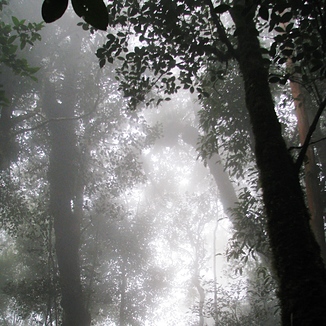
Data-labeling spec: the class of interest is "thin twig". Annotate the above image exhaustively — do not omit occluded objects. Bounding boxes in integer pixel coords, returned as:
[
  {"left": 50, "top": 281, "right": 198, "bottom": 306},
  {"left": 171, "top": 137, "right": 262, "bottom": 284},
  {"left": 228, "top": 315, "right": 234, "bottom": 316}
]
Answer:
[{"left": 289, "top": 136, "right": 326, "bottom": 151}]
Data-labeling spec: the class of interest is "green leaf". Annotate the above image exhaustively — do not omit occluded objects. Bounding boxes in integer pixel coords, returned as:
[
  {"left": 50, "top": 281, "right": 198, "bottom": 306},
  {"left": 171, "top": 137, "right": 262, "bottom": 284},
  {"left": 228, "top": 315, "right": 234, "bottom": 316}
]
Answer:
[
  {"left": 42, "top": 0, "right": 68, "bottom": 23},
  {"left": 20, "top": 40, "right": 26, "bottom": 50},
  {"left": 7, "top": 35, "right": 17, "bottom": 44},
  {"left": 8, "top": 44, "right": 18, "bottom": 54},
  {"left": 71, "top": 0, "right": 108, "bottom": 31},
  {"left": 11, "top": 16, "right": 20, "bottom": 27},
  {"left": 30, "top": 75, "right": 38, "bottom": 82},
  {"left": 27, "top": 66, "right": 40, "bottom": 74}
]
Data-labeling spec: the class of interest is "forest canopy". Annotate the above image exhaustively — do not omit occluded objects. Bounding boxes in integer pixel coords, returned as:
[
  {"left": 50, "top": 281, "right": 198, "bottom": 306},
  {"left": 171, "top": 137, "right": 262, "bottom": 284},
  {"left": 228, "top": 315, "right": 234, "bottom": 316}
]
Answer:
[{"left": 0, "top": 0, "right": 326, "bottom": 325}]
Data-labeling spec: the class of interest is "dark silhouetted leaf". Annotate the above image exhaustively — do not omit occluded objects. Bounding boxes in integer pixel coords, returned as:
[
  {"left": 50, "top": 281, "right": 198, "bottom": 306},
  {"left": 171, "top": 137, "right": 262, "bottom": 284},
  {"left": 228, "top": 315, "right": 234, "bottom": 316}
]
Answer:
[
  {"left": 99, "top": 58, "right": 106, "bottom": 68},
  {"left": 214, "top": 4, "right": 230, "bottom": 14},
  {"left": 71, "top": 0, "right": 108, "bottom": 31},
  {"left": 41, "top": 0, "right": 68, "bottom": 23},
  {"left": 258, "top": 5, "right": 269, "bottom": 21},
  {"left": 274, "top": 26, "right": 285, "bottom": 33},
  {"left": 280, "top": 11, "right": 292, "bottom": 23},
  {"left": 310, "top": 60, "right": 323, "bottom": 73},
  {"left": 269, "top": 76, "right": 280, "bottom": 83}
]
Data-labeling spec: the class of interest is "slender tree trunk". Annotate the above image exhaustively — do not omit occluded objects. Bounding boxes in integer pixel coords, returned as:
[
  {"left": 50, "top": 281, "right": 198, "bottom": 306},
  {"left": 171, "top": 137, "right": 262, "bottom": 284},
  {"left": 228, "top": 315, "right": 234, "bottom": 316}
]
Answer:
[
  {"left": 0, "top": 105, "right": 13, "bottom": 170},
  {"left": 187, "top": 228, "right": 206, "bottom": 326},
  {"left": 213, "top": 220, "right": 219, "bottom": 326},
  {"left": 181, "top": 125, "right": 238, "bottom": 215},
  {"left": 230, "top": 3, "right": 326, "bottom": 325},
  {"left": 119, "top": 259, "right": 128, "bottom": 326},
  {"left": 45, "top": 80, "right": 91, "bottom": 326},
  {"left": 192, "top": 274, "right": 205, "bottom": 326}
]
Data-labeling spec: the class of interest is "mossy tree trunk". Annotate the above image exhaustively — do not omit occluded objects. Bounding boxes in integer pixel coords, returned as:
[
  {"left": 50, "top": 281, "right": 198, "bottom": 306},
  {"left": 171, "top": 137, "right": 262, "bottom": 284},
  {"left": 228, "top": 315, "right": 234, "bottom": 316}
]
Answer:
[{"left": 231, "top": 3, "right": 326, "bottom": 325}]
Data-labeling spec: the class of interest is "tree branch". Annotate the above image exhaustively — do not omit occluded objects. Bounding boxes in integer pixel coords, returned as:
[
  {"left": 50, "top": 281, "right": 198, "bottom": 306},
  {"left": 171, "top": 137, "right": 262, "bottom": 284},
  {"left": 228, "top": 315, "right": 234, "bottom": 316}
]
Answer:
[
  {"left": 204, "top": 0, "right": 238, "bottom": 60},
  {"left": 295, "top": 96, "right": 326, "bottom": 173},
  {"left": 289, "top": 136, "right": 326, "bottom": 151},
  {"left": 14, "top": 107, "right": 98, "bottom": 135}
]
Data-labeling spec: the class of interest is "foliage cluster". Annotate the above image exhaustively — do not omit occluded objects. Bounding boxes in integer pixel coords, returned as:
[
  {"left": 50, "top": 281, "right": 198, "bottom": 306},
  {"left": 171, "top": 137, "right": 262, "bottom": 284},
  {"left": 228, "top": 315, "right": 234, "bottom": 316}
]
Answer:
[{"left": 0, "top": 0, "right": 42, "bottom": 81}]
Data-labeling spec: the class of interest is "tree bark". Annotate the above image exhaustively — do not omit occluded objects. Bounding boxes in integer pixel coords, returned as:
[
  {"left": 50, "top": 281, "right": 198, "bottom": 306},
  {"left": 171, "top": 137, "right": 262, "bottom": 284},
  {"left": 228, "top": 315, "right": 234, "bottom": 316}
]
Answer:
[{"left": 230, "top": 3, "right": 326, "bottom": 325}]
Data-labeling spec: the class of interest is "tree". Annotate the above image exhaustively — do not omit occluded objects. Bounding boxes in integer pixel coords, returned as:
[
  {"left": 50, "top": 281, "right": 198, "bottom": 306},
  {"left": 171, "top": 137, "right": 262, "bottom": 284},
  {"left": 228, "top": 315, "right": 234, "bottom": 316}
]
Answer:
[
  {"left": 42, "top": 1, "right": 326, "bottom": 325},
  {"left": 0, "top": 4, "right": 165, "bottom": 323},
  {"left": 0, "top": 0, "right": 43, "bottom": 169},
  {"left": 288, "top": 61, "right": 326, "bottom": 262}
]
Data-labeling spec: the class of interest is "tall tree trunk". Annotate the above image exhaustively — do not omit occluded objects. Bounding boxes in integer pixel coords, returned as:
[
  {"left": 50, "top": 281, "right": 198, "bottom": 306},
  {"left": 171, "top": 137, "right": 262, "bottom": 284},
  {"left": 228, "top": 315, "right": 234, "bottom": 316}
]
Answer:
[
  {"left": 45, "top": 79, "right": 91, "bottom": 326},
  {"left": 289, "top": 74, "right": 326, "bottom": 263},
  {"left": 230, "top": 3, "right": 326, "bottom": 325}
]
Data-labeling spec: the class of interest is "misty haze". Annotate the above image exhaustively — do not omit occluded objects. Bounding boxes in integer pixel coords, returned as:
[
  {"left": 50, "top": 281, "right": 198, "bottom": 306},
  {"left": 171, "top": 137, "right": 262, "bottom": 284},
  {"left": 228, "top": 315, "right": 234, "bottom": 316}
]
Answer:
[{"left": 1, "top": 1, "right": 326, "bottom": 325}]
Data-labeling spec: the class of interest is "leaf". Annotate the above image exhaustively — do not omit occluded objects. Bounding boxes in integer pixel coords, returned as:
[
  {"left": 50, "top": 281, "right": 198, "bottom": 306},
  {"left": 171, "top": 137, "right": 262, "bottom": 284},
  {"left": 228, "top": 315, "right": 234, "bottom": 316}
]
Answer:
[
  {"left": 71, "top": 0, "right": 108, "bottom": 31},
  {"left": 258, "top": 5, "right": 269, "bottom": 21},
  {"left": 99, "top": 58, "right": 106, "bottom": 68},
  {"left": 280, "top": 11, "right": 292, "bottom": 23},
  {"left": 281, "top": 49, "right": 293, "bottom": 57},
  {"left": 269, "top": 76, "right": 280, "bottom": 83},
  {"left": 301, "top": 4, "right": 312, "bottom": 16},
  {"left": 11, "top": 16, "right": 20, "bottom": 27},
  {"left": 7, "top": 35, "right": 17, "bottom": 44},
  {"left": 286, "top": 22, "right": 294, "bottom": 33},
  {"left": 20, "top": 40, "right": 26, "bottom": 50},
  {"left": 274, "top": 26, "right": 285, "bottom": 33},
  {"left": 214, "top": 4, "right": 230, "bottom": 14},
  {"left": 269, "top": 42, "right": 277, "bottom": 57},
  {"left": 42, "top": 0, "right": 69, "bottom": 23},
  {"left": 28, "top": 67, "right": 41, "bottom": 74},
  {"left": 82, "top": 23, "right": 89, "bottom": 30},
  {"left": 310, "top": 60, "right": 323, "bottom": 73}
]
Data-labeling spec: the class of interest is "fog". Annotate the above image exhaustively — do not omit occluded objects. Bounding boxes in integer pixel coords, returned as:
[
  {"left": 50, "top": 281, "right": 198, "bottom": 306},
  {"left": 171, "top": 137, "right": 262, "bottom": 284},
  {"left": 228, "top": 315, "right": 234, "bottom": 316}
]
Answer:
[{"left": 0, "top": 1, "right": 295, "bottom": 325}]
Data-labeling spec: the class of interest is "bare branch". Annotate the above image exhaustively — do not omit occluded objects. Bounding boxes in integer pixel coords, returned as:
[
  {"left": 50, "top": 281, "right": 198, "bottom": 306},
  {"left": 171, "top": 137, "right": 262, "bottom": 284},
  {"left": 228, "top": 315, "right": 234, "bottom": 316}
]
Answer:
[
  {"left": 289, "top": 137, "right": 326, "bottom": 151},
  {"left": 14, "top": 104, "right": 99, "bottom": 136},
  {"left": 295, "top": 96, "right": 326, "bottom": 172}
]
